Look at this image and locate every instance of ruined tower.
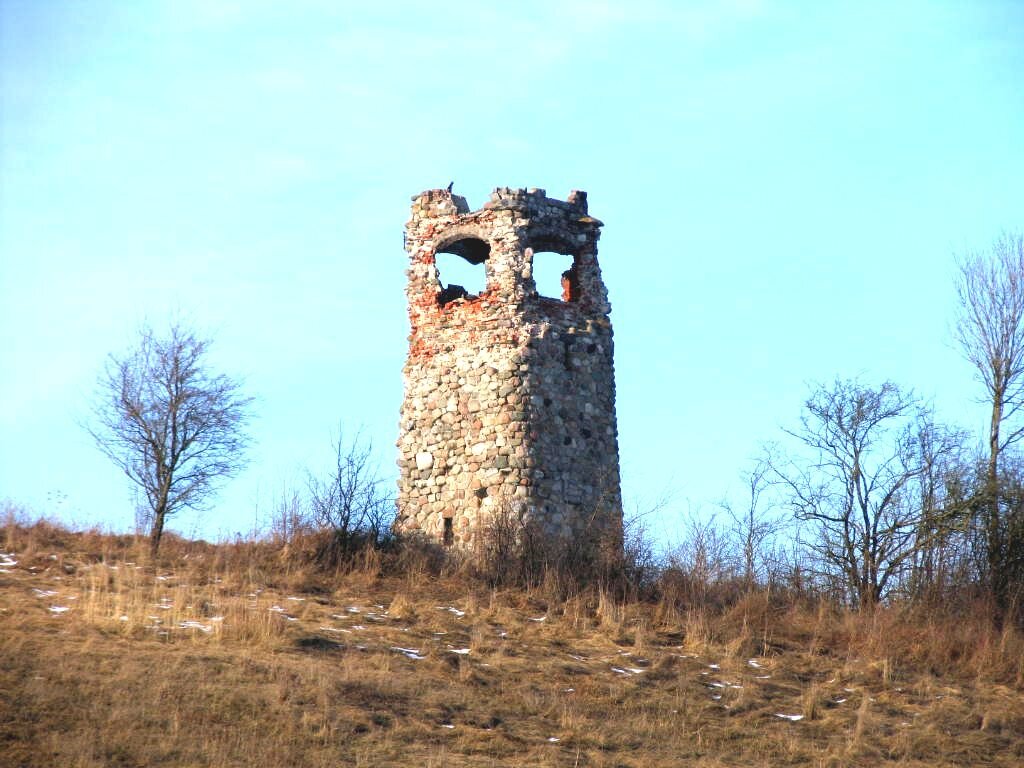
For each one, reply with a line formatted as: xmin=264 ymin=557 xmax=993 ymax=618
xmin=396 ymin=187 xmax=622 ymax=547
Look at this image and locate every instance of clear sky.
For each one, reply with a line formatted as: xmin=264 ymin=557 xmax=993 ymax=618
xmin=1 ymin=1 xmax=1022 ymax=543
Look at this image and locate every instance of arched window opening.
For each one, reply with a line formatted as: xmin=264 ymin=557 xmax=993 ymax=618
xmin=532 ymin=250 xmax=579 ymax=302
xmin=435 ymin=237 xmax=490 ymax=305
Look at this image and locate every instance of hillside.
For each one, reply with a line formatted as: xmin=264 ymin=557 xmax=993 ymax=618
xmin=1 ymin=522 xmax=1022 ymax=767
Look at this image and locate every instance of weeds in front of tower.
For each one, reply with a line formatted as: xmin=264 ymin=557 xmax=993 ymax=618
xmin=473 ymin=493 xmax=631 ymax=595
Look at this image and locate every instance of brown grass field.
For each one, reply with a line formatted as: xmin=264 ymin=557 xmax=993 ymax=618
xmin=1 ymin=521 xmax=1022 ymax=767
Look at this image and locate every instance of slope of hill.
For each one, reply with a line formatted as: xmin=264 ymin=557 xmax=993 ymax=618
xmin=1 ymin=523 xmax=1022 ymax=767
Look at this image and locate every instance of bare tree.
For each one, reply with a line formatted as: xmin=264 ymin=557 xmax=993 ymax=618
xmin=954 ymin=231 xmax=1024 ymax=607
xmin=720 ymin=459 xmax=784 ymax=589
xmin=89 ymin=322 xmax=252 ymax=556
xmin=306 ymin=431 xmax=391 ymax=567
xmin=769 ymin=380 xmax=962 ymax=608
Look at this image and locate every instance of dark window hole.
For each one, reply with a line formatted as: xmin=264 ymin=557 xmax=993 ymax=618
xmin=435 ymin=238 xmax=490 ymax=305
xmin=443 ymin=517 xmax=454 ymax=546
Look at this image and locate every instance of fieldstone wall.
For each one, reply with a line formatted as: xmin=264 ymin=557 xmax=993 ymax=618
xmin=395 ymin=187 xmax=622 ymax=548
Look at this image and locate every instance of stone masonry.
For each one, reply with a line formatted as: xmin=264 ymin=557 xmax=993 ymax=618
xmin=395 ymin=186 xmax=622 ymax=548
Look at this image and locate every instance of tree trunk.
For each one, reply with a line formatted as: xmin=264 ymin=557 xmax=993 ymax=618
xmin=988 ymin=392 xmax=1003 ymax=607
xmin=149 ymin=505 xmax=167 ymax=558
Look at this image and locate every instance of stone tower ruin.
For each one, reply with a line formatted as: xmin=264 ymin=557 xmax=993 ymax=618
xmin=395 ymin=186 xmax=622 ymax=548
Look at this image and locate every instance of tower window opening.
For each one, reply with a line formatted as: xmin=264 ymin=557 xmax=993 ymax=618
xmin=443 ymin=517 xmax=454 ymax=546
xmin=435 ymin=237 xmax=490 ymax=305
xmin=532 ymin=250 xmax=579 ymax=301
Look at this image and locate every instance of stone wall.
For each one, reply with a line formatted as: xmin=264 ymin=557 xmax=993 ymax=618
xmin=395 ymin=187 xmax=622 ymax=548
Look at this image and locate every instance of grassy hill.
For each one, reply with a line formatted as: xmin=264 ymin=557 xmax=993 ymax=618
xmin=1 ymin=520 xmax=1022 ymax=767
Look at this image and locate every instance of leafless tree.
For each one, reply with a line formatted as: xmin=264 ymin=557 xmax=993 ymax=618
xmin=954 ymin=231 xmax=1024 ymax=607
xmin=769 ymin=380 xmax=963 ymax=608
xmin=900 ymin=422 xmax=972 ymax=601
xmin=89 ymin=322 xmax=252 ymax=556
xmin=306 ymin=431 xmax=391 ymax=566
xmin=720 ymin=459 xmax=784 ymax=588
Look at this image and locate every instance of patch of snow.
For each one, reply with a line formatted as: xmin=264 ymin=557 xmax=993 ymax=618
xmin=48 ymin=606 xmax=70 ymax=614
xmin=32 ymin=589 xmax=58 ymax=597
xmin=448 ymin=648 xmax=471 ymax=655
xmin=440 ymin=724 xmax=454 ymax=729
xmin=119 ymin=615 xmax=129 ymax=622
xmin=347 ymin=606 xmax=361 ymax=613
xmin=393 ymin=647 xmax=426 ymax=660
xmin=612 ymin=666 xmax=644 ymax=675
xmin=564 ymin=688 xmax=575 ymax=693
xmin=179 ymin=620 xmax=213 ymax=633
xmin=438 ymin=606 xmax=466 ymax=618
xmin=747 ymin=659 xmax=764 ymax=668
xmin=351 ymin=625 xmax=366 ymax=630
xmin=707 ymin=663 xmax=720 ymax=669
xmin=286 ymin=596 xmax=305 ymax=602
xmin=547 ymin=737 xmax=560 ymax=742
xmin=568 ymin=654 xmax=586 ymax=661
xmin=775 ymin=714 xmax=803 ymax=721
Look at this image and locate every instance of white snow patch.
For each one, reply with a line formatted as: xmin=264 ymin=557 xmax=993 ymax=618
xmin=449 ymin=648 xmax=471 ymax=655
xmin=179 ymin=620 xmax=213 ymax=633
xmin=528 ymin=616 xmax=547 ymax=622
xmin=548 ymin=737 xmax=560 ymax=742
xmin=392 ymin=647 xmax=426 ymax=660
xmin=32 ymin=589 xmax=58 ymax=597
xmin=438 ymin=606 xmax=466 ymax=618
xmin=775 ymin=714 xmax=803 ymax=721
xmin=49 ymin=606 xmax=70 ymax=614
xmin=747 ymin=659 xmax=764 ymax=668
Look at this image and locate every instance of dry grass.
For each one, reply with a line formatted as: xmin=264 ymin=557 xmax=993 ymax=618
xmin=1 ymin=521 xmax=1022 ymax=767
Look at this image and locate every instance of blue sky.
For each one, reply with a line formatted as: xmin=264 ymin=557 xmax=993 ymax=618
xmin=1 ymin=1 xmax=1022 ymax=542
